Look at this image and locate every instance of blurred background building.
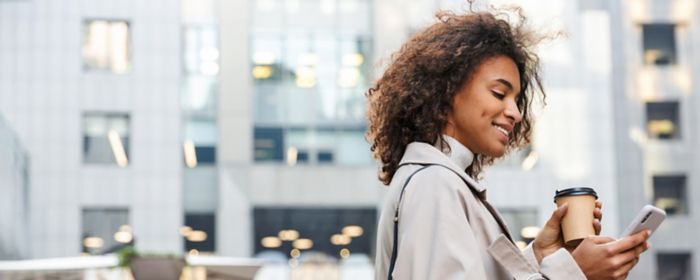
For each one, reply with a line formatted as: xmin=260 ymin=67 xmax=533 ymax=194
xmin=610 ymin=0 xmax=698 ymax=279
xmin=0 ymin=116 xmax=30 ymax=260
xmin=0 ymin=0 xmax=696 ymax=279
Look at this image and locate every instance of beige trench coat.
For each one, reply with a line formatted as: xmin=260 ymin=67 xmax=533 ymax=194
xmin=375 ymin=141 xmax=587 ymax=280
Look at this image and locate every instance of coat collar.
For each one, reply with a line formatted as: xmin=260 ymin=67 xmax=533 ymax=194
xmin=398 ymin=140 xmax=486 ymax=194
xmin=437 ymin=135 xmax=475 ymax=171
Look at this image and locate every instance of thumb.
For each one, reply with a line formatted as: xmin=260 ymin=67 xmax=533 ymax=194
xmin=544 ymin=203 xmax=568 ymax=229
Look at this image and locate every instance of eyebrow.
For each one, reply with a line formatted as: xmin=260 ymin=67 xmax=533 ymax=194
xmin=495 ymin=78 xmax=514 ymax=91
xmin=495 ymin=78 xmax=522 ymax=97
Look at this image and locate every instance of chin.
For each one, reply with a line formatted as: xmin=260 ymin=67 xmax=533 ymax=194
xmin=484 ymin=146 xmax=506 ymax=157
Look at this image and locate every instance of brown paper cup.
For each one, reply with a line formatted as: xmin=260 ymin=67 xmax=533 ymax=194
xmin=554 ymin=187 xmax=598 ymax=247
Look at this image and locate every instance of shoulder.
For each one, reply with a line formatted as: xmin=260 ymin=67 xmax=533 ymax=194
xmin=400 ymin=165 xmax=466 ymax=198
xmin=411 ymin=164 xmax=463 ymax=183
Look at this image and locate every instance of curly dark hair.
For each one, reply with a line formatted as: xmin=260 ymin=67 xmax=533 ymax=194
xmin=366 ymin=7 xmax=547 ymax=185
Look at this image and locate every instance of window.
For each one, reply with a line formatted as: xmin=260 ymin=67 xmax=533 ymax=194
xmin=657 ymin=253 xmax=692 ymax=280
xmin=183 ymin=119 xmax=217 ymax=167
xmin=255 ymin=126 xmax=369 ymax=165
xmin=297 ymin=149 xmax=310 ymax=163
xmin=250 ymin=0 xmax=373 ymax=166
xmin=653 ymin=175 xmax=688 ymax=215
xmin=182 ymin=24 xmax=219 ymax=168
xmin=183 ymin=213 xmax=216 ymax=253
xmin=83 ymin=113 xmax=130 ymax=166
xmin=646 ymin=101 xmax=680 ymax=139
xmin=183 ymin=25 xmax=219 ymax=76
xmin=180 ymin=23 xmax=219 ymax=254
xmin=254 ymin=127 xmax=285 ymax=162
xmin=253 ymin=207 xmax=376 ymax=259
xmin=251 ymin=35 xmax=371 ymax=124
xmin=194 ymin=146 xmax=216 ymax=163
xmin=499 ymin=208 xmax=538 ymax=248
xmin=318 ymin=150 xmax=334 ymax=163
xmin=182 ymin=76 xmax=218 ymax=117
xmin=642 ymin=24 xmax=677 ymax=65
xmin=82 ymin=208 xmax=131 ymax=255
xmin=82 ymin=20 xmax=130 ymax=73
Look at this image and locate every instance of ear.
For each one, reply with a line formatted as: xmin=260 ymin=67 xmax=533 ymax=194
xmin=443 ymin=118 xmax=455 ymax=138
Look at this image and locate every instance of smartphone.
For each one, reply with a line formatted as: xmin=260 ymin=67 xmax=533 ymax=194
xmin=620 ymin=205 xmax=666 ymax=237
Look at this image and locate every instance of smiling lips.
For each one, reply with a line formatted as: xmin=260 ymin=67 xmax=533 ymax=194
xmin=494 ymin=125 xmax=509 ymax=136
xmin=492 ymin=123 xmax=511 ymax=143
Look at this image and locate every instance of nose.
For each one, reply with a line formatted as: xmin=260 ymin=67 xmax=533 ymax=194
xmin=505 ymin=100 xmax=522 ymax=123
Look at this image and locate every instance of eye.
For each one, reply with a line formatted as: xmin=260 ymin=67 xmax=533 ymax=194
xmin=491 ymin=90 xmax=505 ymax=100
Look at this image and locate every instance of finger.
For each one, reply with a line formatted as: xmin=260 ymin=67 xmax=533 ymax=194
xmin=637 ymin=243 xmax=647 ymax=255
xmin=615 ymin=249 xmax=641 ymax=267
xmin=586 ymin=235 xmax=616 ymax=244
xmin=544 ymin=203 xmax=568 ymax=230
xmin=594 ymin=207 xmax=603 ymax=220
xmin=626 ymin=243 xmax=646 ymax=257
xmin=595 ymin=200 xmax=602 ymax=209
xmin=593 ymin=219 xmax=601 ymax=235
xmin=633 ymin=240 xmax=651 ymax=255
xmin=613 ymin=259 xmax=636 ymax=280
xmin=610 ymin=230 xmax=649 ymax=254
xmin=617 ymin=242 xmax=647 ymax=263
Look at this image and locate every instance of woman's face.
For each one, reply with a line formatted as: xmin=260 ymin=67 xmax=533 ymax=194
xmin=445 ymin=55 xmax=523 ymax=157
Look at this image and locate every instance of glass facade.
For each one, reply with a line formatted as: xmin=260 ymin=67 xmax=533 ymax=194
xmin=253 ymin=207 xmax=376 ymax=260
xmin=184 ymin=213 xmax=216 ymax=253
xmin=81 ymin=208 xmax=131 ymax=255
xmin=181 ymin=19 xmax=220 ymax=254
xmin=657 ymin=252 xmax=693 ymax=280
xmin=182 ymin=24 xmax=219 ymax=167
xmin=251 ymin=0 xmax=373 ymax=165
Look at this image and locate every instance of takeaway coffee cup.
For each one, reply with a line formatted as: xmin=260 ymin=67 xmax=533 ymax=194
xmin=554 ymin=187 xmax=598 ymax=247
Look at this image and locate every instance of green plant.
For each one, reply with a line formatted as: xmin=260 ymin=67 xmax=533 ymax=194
xmin=116 ymin=246 xmax=138 ymax=267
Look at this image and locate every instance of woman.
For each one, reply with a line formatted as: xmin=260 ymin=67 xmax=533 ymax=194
xmin=367 ymin=7 xmax=650 ymax=280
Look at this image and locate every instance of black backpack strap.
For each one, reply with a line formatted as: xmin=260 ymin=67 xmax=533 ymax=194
xmin=387 ymin=164 xmax=432 ymax=280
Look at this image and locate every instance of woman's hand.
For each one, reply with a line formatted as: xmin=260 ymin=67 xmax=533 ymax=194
xmin=532 ymin=201 xmax=603 ymax=263
xmin=593 ymin=200 xmax=603 ymax=235
xmin=571 ymin=231 xmax=650 ymax=280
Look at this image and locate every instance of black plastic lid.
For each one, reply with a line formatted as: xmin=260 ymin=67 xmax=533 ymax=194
xmin=554 ymin=187 xmax=598 ymax=202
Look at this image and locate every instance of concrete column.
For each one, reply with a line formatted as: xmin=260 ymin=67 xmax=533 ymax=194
xmin=216 ymin=0 xmax=254 ymax=257
xmin=218 ymin=0 xmax=253 ymax=164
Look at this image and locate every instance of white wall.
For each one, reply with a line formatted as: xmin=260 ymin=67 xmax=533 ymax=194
xmin=0 ymin=0 xmax=184 ymax=257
